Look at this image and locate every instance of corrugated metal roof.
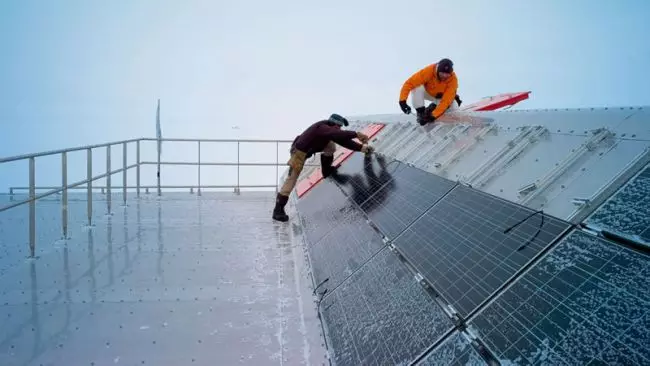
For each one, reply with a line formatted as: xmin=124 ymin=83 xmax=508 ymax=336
xmin=324 ymin=106 xmax=650 ymax=222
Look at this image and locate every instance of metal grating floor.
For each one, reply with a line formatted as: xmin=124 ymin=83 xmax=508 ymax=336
xmin=0 ymin=192 xmax=325 ymax=366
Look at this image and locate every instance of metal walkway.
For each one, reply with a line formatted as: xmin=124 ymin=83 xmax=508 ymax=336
xmin=0 ymin=192 xmax=325 ymax=366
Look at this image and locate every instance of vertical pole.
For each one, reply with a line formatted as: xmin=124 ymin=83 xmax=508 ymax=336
xmin=236 ymin=141 xmax=240 ymax=194
xmin=197 ymin=141 xmax=202 ymax=196
xmin=29 ymin=157 xmax=35 ymax=258
xmin=87 ymin=148 xmax=92 ymax=226
xmin=136 ymin=140 xmax=141 ymax=197
xmin=122 ymin=142 xmax=127 ymax=206
xmin=276 ymin=141 xmax=279 ymax=193
xmin=106 ymin=145 xmax=112 ymax=214
xmin=157 ymin=140 xmax=161 ymax=196
xmin=62 ymin=152 xmax=68 ymax=239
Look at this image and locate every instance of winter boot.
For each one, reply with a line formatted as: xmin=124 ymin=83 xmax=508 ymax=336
xmin=320 ymin=154 xmax=335 ymax=177
xmin=272 ymin=193 xmax=289 ymax=222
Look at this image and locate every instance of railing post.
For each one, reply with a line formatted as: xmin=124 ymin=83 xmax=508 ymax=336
xmin=29 ymin=157 xmax=35 ymax=258
xmin=122 ymin=142 xmax=127 ymax=206
xmin=62 ymin=151 xmax=68 ymax=239
xmin=157 ymin=139 xmax=161 ymax=196
xmin=276 ymin=141 xmax=279 ymax=193
xmin=236 ymin=141 xmax=240 ymax=195
xmin=106 ymin=145 xmax=112 ymax=214
xmin=136 ymin=140 xmax=141 ymax=197
xmin=87 ymin=148 xmax=92 ymax=226
xmin=197 ymin=141 xmax=202 ymax=196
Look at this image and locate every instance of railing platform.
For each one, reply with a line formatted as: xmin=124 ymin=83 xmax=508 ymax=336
xmin=0 ymin=192 xmax=326 ymax=365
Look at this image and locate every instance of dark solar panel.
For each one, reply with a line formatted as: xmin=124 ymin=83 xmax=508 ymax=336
xmin=361 ymin=161 xmax=457 ymax=239
xmin=393 ymin=184 xmax=571 ymax=317
xmin=330 ymin=152 xmax=400 ymax=206
xmin=469 ymin=230 xmax=650 ymax=365
xmin=320 ymin=247 xmax=454 ymax=366
xmin=587 ymin=165 xmax=650 ymax=242
xmin=417 ymin=331 xmax=486 ymax=366
xmin=295 ymin=178 xmax=357 ymax=246
xmin=307 ymin=206 xmax=386 ymax=292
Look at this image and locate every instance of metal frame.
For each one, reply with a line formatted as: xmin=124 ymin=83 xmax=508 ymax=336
xmin=0 ymin=137 xmax=316 ymax=257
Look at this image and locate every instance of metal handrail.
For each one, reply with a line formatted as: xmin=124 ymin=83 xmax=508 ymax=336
xmin=0 ymin=137 xmax=298 ymax=258
xmin=0 ymin=138 xmax=142 ymax=164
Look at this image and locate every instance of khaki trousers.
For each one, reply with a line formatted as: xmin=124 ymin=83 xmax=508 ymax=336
xmin=279 ymin=142 xmax=336 ymax=197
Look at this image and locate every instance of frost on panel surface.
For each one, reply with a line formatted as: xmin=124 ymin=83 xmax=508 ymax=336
xmin=319 ymin=247 xmax=453 ymax=366
xmin=469 ymin=230 xmax=650 ymax=365
xmin=307 ymin=206 xmax=385 ymax=292
xmin=418 ymin=331 xmax=486 ymax=366
xmin=295 ymin=178 xmax=357 ymax=246
xmin=587 ymin=164 xmax=650 ymax=242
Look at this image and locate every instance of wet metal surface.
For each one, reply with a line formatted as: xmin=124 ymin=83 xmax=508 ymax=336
xmin=0 ymin=193 xmax=325 ymax=366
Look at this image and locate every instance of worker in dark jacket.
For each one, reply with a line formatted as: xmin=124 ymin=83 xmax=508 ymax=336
xmin=273 ymin=113 xmax=374 ymax=222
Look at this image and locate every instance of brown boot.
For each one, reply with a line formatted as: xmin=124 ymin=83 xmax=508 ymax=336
xmin=272 ymin=193 xmax=289 ymax=222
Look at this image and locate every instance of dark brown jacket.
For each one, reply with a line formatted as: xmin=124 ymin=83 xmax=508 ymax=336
xmin=292 ymin=120 xmax=363 ymax=157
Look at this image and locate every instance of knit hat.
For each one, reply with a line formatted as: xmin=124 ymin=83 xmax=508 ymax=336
xmin=437 ymin=58 xmax=453 ymax=74
xmin=328 ymin=113 xmax=349 ymax=127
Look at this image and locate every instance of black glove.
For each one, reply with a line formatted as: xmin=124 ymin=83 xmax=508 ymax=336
xmin=399 ymin=100 xmax=411 ymax=114
xmin=455 ymin=95 xmax=462 ymax=106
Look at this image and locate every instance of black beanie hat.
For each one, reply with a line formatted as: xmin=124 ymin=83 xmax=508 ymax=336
xmin=437 ymin=58 xmax=453 ymax=74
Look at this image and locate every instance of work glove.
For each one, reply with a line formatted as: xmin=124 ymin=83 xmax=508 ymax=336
xmin=399 ymin=100 xmax=411 ymax=114
xmin=356 ymin=131 xmax=369 ymax=143
xmin=418 ymin=113 xmax=436 ymax=126
xmin=361 ymin=144 xmax=374 ymax=154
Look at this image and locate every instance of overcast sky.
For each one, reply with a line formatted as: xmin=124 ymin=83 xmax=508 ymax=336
xmin=1 ymin=0 xmax=649 ymax=191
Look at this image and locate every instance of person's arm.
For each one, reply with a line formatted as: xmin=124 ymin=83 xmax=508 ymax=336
xmin=399 ymin=64 xmax=435 ymax=101
xmin=430 ymin=75 xmax=458 ymax=118
xmin=322 ymin=126 xmax=362 ymax=151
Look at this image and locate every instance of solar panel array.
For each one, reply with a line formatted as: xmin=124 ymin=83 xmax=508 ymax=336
xmin=587 ymin=164 xmax=650 ymax=242
xmin=469 ymin=230 xmax=650 ymax=365
xmin=394 ymin=185 xmax=571 ymax=317
xmin=319 ymin=247 xmax=454 ymax=366
xmin=361 ymin=156 xmax=457 ymax=239
xmin=294 ymin=152 xmax=650 ymax=366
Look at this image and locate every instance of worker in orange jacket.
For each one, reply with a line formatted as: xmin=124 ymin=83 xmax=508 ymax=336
xmin=398 ymin=58 xmax=462 ymax=125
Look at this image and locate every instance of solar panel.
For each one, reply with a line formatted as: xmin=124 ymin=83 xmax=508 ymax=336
xmin=295 ymin=178 xmax=357 ymax=246
xmin=468 ymin=230 xmax=650 ymax=365
xmin=393 ymin=184 xmax=571 ymax=317
xmin=307 ymin=206 xmax=386 ymax=292
xmin=330 ymin=152 xmax=399 ymax=206
xmin=417 ymin=331 xmax=486 ymax=365
xmin=319 ymin=247 xmax=454 ymax=366
xmin=587 ymin=165 xmax=650 ymax=242
xmin=361 ymin=161 xmax=457 ymax=239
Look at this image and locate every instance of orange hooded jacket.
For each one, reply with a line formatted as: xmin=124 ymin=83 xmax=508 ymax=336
xmin=399 ymin=63 xmax=458 ymax=119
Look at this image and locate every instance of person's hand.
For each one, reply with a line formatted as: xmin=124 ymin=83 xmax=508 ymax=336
xmin=418 ymin=114 xmax=436 ymax=126
xmin=361 ymin=144 xmax=374 ymax=154
xmin=356 ymin=132 xmax=369 ymax=143
xmin=399 ymin=100 xmax=411 ymax=114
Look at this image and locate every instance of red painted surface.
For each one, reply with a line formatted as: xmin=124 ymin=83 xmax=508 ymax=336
xmin=295 ymin=123 xmax=385 ymax=198
xmin=462 ymin=91 xmax=531 ymax=111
